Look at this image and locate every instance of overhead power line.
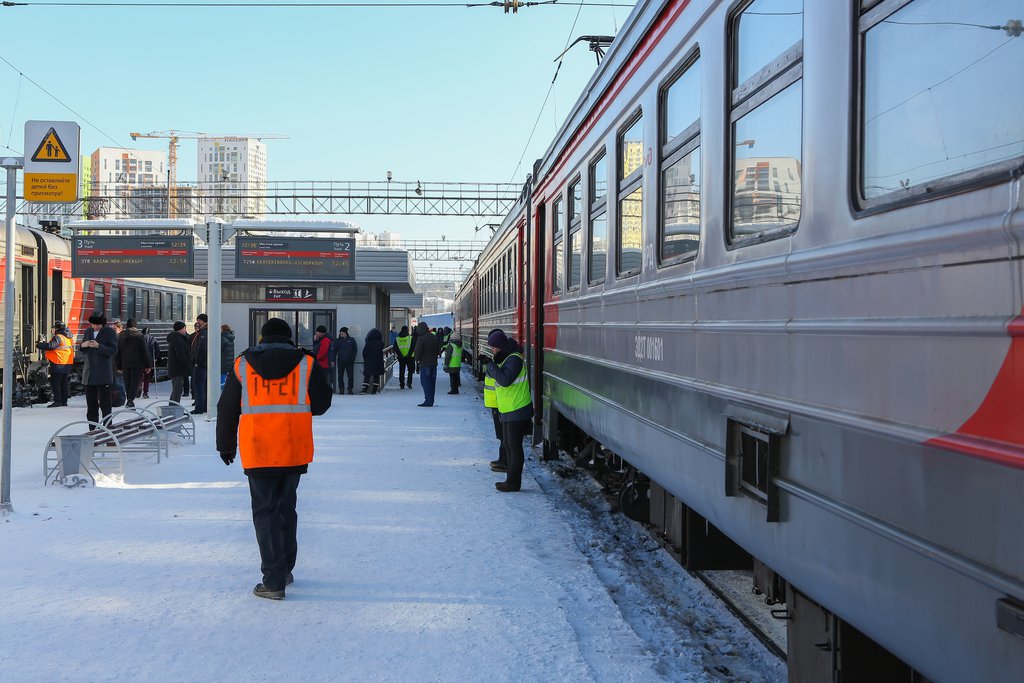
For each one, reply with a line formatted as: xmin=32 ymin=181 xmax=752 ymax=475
xmin=2 ymin=1 xmax=635 ymax=8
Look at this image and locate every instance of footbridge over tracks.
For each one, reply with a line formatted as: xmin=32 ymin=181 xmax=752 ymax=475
xmin=2 ymin=180 xmax=523 ymax=219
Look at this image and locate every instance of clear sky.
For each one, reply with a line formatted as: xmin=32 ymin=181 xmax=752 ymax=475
xmin=0 ymin=0 xmax=634 ymax=241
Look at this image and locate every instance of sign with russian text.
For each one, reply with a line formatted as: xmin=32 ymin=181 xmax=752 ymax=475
xmin=72 ymin=236 xmax=194 ymax=278
xmin=235 ymin=236 xmax=355 ymax=280
xmin=266 ymin=286 xmax=317 ymax=302
xmin=24 ymin=120 xmax=80 ymax=202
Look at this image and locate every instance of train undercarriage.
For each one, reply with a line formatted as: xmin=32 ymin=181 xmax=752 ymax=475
xmin=543 ymin=414 xmax=931 ymax=683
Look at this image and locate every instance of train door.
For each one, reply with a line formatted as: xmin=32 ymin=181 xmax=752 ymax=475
xmin=51 ymin=270 xmax=64 ymax=322
xmin=20 ymin=264 xmax=35 ymax=352
xmin=249 ymin=309 xmax=335 ymax=352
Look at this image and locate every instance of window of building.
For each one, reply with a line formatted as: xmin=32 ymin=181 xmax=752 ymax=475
xmin=552 ymin=196 xmax=564 ymax=296
xmin=660 ymin=53 xmax=703 ymax=263
xmin=729 ymin=0 xmax=803 ymax=245
xmin=617 ymin=113 xmax=644 ymax=277
xmin=589 ymin=151 xmax=608 ymax=285
xmin=858 ymin=0 xmax=1024 ymax=208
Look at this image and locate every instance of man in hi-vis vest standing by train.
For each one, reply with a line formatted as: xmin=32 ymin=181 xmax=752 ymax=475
xmin=216 ymin=317 xmax=332 ymax=600
xmin=36 ymin=321 xmax=75 ymax=407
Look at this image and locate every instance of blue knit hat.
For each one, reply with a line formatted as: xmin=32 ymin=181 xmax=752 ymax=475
xmin=487 ymin=329 xmax=507 ymax=348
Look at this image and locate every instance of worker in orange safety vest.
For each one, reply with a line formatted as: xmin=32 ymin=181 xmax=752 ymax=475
xmin=36 ymin=321 xmax=75 ymax=407
xmin=216 ymin=317 xmax=333 ymax=600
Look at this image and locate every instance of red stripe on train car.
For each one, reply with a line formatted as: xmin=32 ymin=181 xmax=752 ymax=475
xmin=927 ymin=310 xmax=1024 ymax=468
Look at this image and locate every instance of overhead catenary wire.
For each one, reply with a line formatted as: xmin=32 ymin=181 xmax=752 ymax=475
xmin=2 ymin=1 xmax=634 ymax=8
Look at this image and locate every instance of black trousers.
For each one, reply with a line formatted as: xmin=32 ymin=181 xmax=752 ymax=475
xmin=49 ymin=372 xmax=70 ymax=405
xmin=500 ymin=419 xmax=531 ymax=489
xmin=446 ymin=368 xmax=461 ymax=392
xmin=337 ymin=361 xmax=354 ymax=393
xmin=123 ymin=367 xmax=144 ymax=403
xmin=491 ymin=408 xmax=507 ymax=466
xmin=248 ymin=473 xmax=301 ymax=591
xmin=398 ymin=357 xmax=415 ymax=387
xmin=85 ymin=384 xmax=112 ymax=424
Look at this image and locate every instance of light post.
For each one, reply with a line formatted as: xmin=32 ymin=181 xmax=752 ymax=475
xmin=386 ymin=170 xmax=392 ymax=213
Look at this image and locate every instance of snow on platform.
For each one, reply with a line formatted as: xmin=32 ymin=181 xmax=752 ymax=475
xmin=0 ymin=379 xmax=784 ymax=682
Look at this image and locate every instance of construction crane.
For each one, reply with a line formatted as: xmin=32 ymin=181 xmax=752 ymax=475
xmin=128 ymin=130 xmax=287 ymax=216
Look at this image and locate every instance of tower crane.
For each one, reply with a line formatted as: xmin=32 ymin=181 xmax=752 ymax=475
xmin=128 ymin=130 xmax=287 ymax=216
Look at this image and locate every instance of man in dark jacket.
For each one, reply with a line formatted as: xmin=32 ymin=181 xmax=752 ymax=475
xmin=190 ymin=313 xmax=209 ymax=414
xmin=413 ymin=321 xmax=440 ymax=407
xmin=79 ymin=312 xmax=119 ymax=424
xmin=166 ymin=321 xmax=192 ymax=404
xmin=139 ymin=327 xmax=160 ymax=399
xmin=486 ymin=329 xmax=534 ymax=492
xmin=117 ymin=318 xmax=152 ymax=408
xmin=361 ymin=328 xmax=385 ymax=394
xmin=36 ymin=321 xmax=75 ymax=407
xmin=216 ymin=317 xmax=332 ymax=600
xmin=331 ymin=327 xmax=357 ymax=395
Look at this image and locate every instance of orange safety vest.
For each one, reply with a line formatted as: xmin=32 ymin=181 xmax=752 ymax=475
xmin=234 ymin=354 xmax=315 ymax=469
xmin=45 ymin=333 xmax=75 ymax=366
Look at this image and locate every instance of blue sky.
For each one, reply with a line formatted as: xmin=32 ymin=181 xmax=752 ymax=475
xmin=1 ymin=1 xmax=633 ymax=241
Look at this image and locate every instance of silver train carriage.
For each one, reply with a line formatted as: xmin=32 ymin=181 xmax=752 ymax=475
xmin=457 ymin=0 xmax=1024 ymax=680
xmin=0 ymin=223 xmax=206 ymax=401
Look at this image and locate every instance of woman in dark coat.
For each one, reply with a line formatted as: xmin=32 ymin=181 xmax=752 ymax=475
xmin=361 ymin=328 xmax=385 ymax=394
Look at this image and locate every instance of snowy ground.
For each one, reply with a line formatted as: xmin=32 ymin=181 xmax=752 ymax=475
xmin=0 ymin=375 xmax=785 ymax=682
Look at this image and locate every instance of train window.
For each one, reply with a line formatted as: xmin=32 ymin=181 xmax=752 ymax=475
xmin=143 ymin=290 xmax=151 ymax=320
xmin=93 ymin=283 xmax=105 ymax=318
xmin=174 ymin=294 xmax=183 ymax=320
xmin=589 ymin=151 xmax=608 ymax=285
xmin=552 ymin=196 xmax=565 ymax=296
xmin=729 ymin=0 xmax=803 ymax=246
xmin=187 ymin=295 xmax=193 ymax=321
xmin=858 ymin=0 xmax=1024 ymax=208
xmin=164 ymin=292 xmax=172 ymax=319
xmin=110 ymin=286 xmax=122 ymax=320
xmin=127 ymin=288 xmax=137 ymax=320
xmin=568 ymin=177 xmax=582 ymax=225
xmin=617 ymin=111 xmax=644 ymax=277
xmin=568 ymin=226 xmax=582 ymax=290
xmin=660 ymin=54 xmax=702 ymax=263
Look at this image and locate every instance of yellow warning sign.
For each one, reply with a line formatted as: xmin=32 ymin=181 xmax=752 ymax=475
xmin=31 ymin=128 xmax=72 ymax=163
xmin=25 ymin=173 xmax=79 ymax=202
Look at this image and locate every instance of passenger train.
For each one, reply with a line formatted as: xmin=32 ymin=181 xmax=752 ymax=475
xmin=455 ymin=0 xmax=1023 ymax=680
xmin=0 ymin=223 xmax=206 ymax=403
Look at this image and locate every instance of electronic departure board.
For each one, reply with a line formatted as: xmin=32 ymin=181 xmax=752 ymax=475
xmin=235 ymin=236 xmax=355 ymax=280
xmin=72 ymin=236 xmax=194 ymax=278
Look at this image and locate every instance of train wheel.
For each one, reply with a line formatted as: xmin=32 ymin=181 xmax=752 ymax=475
xmin=619 ymin=480 xmax=650 ymax=523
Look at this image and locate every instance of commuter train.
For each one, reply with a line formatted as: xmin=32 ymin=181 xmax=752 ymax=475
xmin=455 ymin=0 xmax=1024 ymax=680
xmin=0 ymin=223 xmax=206 ymax=402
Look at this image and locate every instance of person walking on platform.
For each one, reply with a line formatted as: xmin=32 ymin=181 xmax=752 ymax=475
xmin=190 ymin=314 xmax=209 ymax=414
xmin=36 ymin=321 xmax=74 ymax=407
xmin=361 ymin=328 xmax=385 ymax=394
xmin=443 ymin=333 xmax=463 ymax=395
xmin=220 ymin=324 xmax=236 ymax=388
xmin=79 ymin=312 xmax=118 ymax=425
xmin=332 ymin=327 xmax=357 ymax=394
xmin=413 ymin=321 xmax=440 ymax=407
xmin=394 ymin=325 xmax=415 ymax=389
xmin=483 ymin=329 xmax=507 ymax=472
xmin=139 ymin=327 xmax=160 ymax=399
xmin=117 ymin=319 xmax=152 ymax=409
xmin=166 ymin=321 xmax=192 ymax=405
xmin=313 ymin=325 xmax=334 ymax=392
xmin=486 ymin=329 xmax=533 ymax=492
xmin=216 ymin=317 xmax=332 ymax=600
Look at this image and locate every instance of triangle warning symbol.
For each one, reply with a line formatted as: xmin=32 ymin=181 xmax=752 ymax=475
xmin=31 ymin=128 xmax=72 ymax=163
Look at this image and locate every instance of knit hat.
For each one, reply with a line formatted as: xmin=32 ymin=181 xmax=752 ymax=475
xmin=450 ymin=333 xmax=461 ymax=343
xmin=173 ymin=321 xmax=186 ymax=331
xmin=487 ymin=329 xmax=507 ymax=348
xmin=196 ymin=313 xmax=208 ymax=323
xmin=340 ymin=326 xmax=348 ymax=333
xmin=88 ymin=312 xmax=106 ymax=325
xmin=260 ymin=317 xmax=292 ymax=339
xmin=315 ymin=325 xmax=328 ymax=333
xmin=126 ymin=318 xmax=137 ymax=328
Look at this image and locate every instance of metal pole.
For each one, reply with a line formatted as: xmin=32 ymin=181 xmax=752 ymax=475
xmin=206 ymin=219 xmax=222 ymax=422
xmin=1 ymin=157 xmax=24 ymax=513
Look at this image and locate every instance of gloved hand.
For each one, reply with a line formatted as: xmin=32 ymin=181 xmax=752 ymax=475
xmin=220 ymin=452 xmax=235 ymax=466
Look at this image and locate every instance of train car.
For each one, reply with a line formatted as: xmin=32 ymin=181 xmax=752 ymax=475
xmin=454 ymin=197 xmax=528 ymax=378
xmin=0 ymin=223 xmax=206 ymax=402
xmin=461 ymin=0 xmax=1024 ymax=680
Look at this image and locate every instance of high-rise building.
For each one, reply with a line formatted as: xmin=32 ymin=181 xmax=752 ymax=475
xmin=197 ymin=137 xmax=267 ymax=219
xmin=88 ymin=147 xmax=168 ymax=222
